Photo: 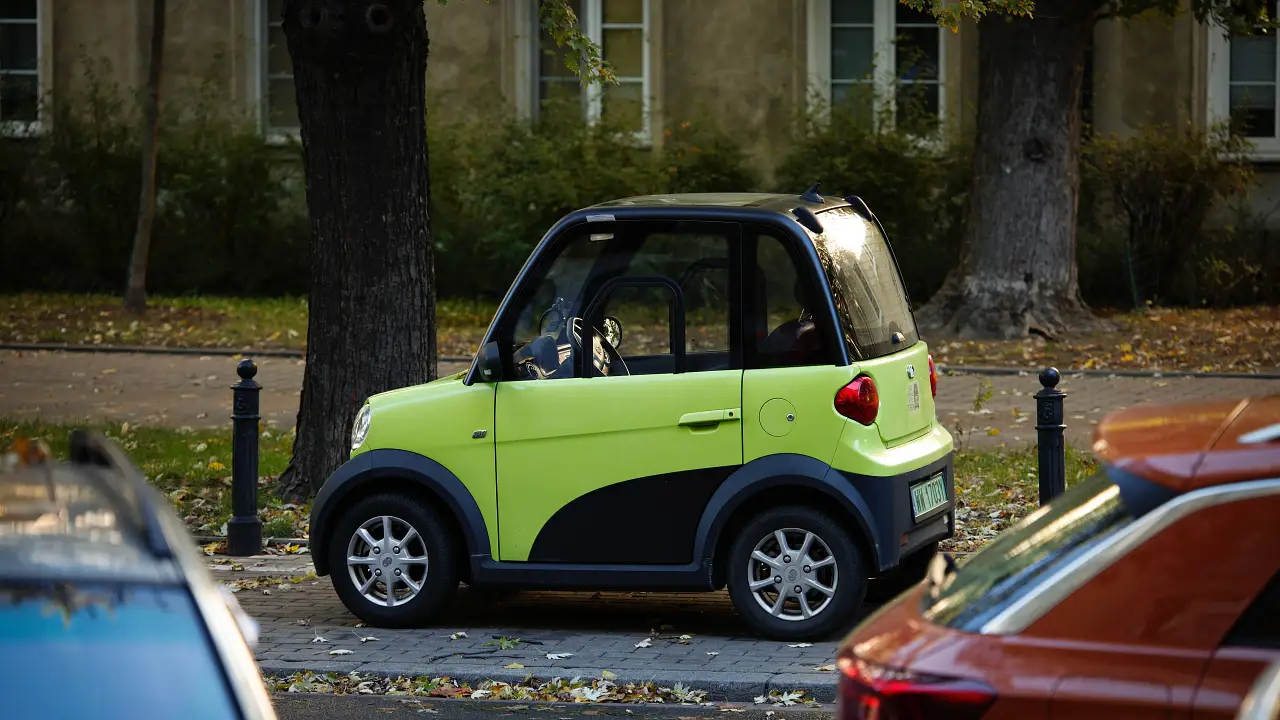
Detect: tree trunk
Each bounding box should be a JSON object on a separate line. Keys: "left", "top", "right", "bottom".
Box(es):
{"left": 917, "top": 0, "right": 1103, "bottom": 340}
{"left": 124, "top": 0, "right": 166, "bottom": 313}
{"left": 274, "top": 0, "right": 436, "bottom": 502}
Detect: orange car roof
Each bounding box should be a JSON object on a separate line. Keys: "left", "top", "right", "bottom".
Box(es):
{"left": 1092, "top": 394, "right": 1280, "bottom": 492}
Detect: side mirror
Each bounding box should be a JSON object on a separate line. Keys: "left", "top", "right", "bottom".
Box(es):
{"left": 602, "top": 316, "right": 623, "bottom": 350}
{"left": 476, "top": 341, "right": 503, "bottom": 383}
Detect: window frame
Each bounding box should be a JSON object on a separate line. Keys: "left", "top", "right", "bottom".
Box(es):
{"left": 1208, "top": 19, "right": 1280, "bottom": 160}
{"left": 805, "top": 0, "right": 947, "bottom": 132}
{"left": 0, "top": 0, "right": 44, "bottom": 137}
{"left": 524, "top": 0, "right": 653, "bottom": 143}
{"left": 493, "top": 218, "right": 743, "bottom": 381}
{"left": 252, "top": 0, "right": 300, "bottom": 143}
{"left": 743, "top": 223, "right": 844, "bottom": 370}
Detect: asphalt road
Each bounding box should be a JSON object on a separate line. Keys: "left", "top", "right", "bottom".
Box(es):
{"left": 270, "top": 695, "right": 834, "bottom": 720}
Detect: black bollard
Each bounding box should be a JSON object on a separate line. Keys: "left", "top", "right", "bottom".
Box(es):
{"left": 1035, "top": 367, "right": 1067, "bottom": 506}
{"left": 227, "top": 358, "right": 262, "bottom": 557}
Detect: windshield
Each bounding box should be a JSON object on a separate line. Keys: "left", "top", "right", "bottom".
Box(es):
{"left": 808, "top": 207, "right": 918, "bottom": 360}
{"left": 3, "top": 583, "right": 241, "bottom": 719}
{"left": 921, "top": 469, "right": 1136, "bottom": 632}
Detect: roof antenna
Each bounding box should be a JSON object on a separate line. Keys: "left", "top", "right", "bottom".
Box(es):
{"left": 801, "top": 182, "right": 823, "bottom": 204}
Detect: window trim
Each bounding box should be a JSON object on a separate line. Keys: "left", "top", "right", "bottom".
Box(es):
{"left": 743, "top": 223, "right": 844, "bottom": 370}
{"left": 521, "top": 0, "right": 653, "bottom": 144}
{"left": 1207, "top": 22, "right": 1280, "bottom": 160}
{"left": 0, "top": 0, "right": 46, "bottom": 137}
{"left": 805, "top": 0, "right": 947, "bottom": 131}
{"left": 252, "top": 0, "right": 300, "bottom": 141}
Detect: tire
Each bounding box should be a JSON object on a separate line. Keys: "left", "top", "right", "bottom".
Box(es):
{"left": 726, "top": 506, "right": 867, "bottom": 641}
{"left": 865, "top": 541, "right": 938, "bottom": 604}
{"left": 327, "top": 492, "right": 459, "bottom": 628}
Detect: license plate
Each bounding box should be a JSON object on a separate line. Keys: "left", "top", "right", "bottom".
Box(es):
{"left": 910, "top": 472, "right": 948, "bottom": 519}
{"left": 907, "top": 381, "right": 921, "bottom": 411}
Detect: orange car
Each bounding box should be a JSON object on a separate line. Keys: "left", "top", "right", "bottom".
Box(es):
{"left": 835, "top": 395, "right": 1280, "bottom": 719}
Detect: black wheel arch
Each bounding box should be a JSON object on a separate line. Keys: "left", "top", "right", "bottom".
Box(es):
{"left": 693, "top": 454, "right": 882, "bottom": 588}
{"left": 308, "top": 449, "right": 493, "bottom": 577}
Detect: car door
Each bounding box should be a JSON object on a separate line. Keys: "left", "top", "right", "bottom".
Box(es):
{"left": 1193, "top": 569, "right": 1280, "bottom": 719}
{"left": 493, "top": 219, "right": 743, "bottom": 564}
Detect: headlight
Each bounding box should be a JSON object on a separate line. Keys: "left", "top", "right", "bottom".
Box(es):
{"left": 351, "top": 404, "right": 372, "bottom": 450}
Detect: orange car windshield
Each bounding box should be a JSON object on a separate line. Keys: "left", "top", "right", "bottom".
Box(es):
{"left": 920, "top": 468, "right": 1135, "bottom": 631}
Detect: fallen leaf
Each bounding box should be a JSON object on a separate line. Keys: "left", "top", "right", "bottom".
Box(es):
{"left": 504, "top": 663, "right": 525, "bottom": 669}
{"left": 329, "top": 649, "right": 353, "bottom": 656}
{"left": 706, "top": 652, "right": 720, "bottom": 657}
{"left": 546, "top": 652, "right": 573, "bottom": 660}
{"left": 311, "top": 632, "right": 328, "bottom": 643}
{"left": 448, "top": 632, "right": 467, "bottom": 640}
{"left": 635, "top": 638, "right": 653, "bottom": 649}
{"left": 787, "top": 643, "right": 812, "bottom": 648}
{"left": 601, "top": 670, "right": 617, "bottom": 680}
{"left": 816, "top": 664, "right": 836, "bottom": 672}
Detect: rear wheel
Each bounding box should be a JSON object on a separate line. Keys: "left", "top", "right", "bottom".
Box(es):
{"left": 865, "top": 541, "right": 938, "bottom": 604}
{"left": 726, "top": 506, "right": 866, "bottom": 641}
{"left": 327, "top": 493, "right": 459, "bottom": 628}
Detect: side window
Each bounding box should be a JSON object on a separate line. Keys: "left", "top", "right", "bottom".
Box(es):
{"left": 505, "top": 229, "right": 604, "bottom": 380}
{"left": 597, "top": 228, "right": 734, "bottom": 375}
{"left": 1223, "top": 568, "right": 1280, "bottom": 650}
{"left": 749, "top": 229, "right": 831, "bottom": 369}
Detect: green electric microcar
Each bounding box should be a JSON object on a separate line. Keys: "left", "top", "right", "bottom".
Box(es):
{"left": 308, "top": 186, "right": 955, "bottom": 640}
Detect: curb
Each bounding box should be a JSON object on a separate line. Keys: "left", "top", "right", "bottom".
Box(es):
{"left": 257, "top": 663, "right": 837, "bottom": 704}
{"left": 5, "top": 342, "right": 1278, "bottom": 379}
{"left": 0, "top": 342, "right": 474, "bottom": 364}
{"left": 938, "top": 364, "right": 1280, "bottom": 381}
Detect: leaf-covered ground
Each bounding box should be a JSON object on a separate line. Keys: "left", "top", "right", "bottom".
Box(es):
{"left": 264, "top": 671, "right": 819, "bottom": 708}
{"left": 4, "top": 293, "right": 1277, "bottom": 371}
{"left": 4, "top": 418, "right": 1091, "bottom": 556}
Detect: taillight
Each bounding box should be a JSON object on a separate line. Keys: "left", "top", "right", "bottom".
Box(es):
{"left": 835, "top": 375, "right": 878, "bottom": 425}
{"left": 837, "top": 654, "right": 996, "bottom": 720}
{"left": 927, "top": 354, "right": 937, "bottom": 398}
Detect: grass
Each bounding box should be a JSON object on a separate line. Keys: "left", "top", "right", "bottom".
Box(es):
{"left": 1, "top": 418, "right": 308, "bottom": 539}
{"left": 5, "top": 418, "right": 1097, "bottom": 555}
{"left": 4, "top": 292, "right": 1278, "bottom": 371}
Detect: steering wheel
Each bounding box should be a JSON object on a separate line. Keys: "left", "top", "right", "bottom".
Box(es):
{"left": 566, "top": 316, "right": 630, "bottom": 377}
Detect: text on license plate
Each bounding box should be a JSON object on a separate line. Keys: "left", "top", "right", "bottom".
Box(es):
{"left": 910, "top": 472, "right": 947, "bottom": 519}
{"left": 907, "top": 381, "right": 920, "bottom": 411}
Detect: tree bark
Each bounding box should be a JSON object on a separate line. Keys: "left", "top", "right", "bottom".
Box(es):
{"left": 917, "top": 0, "right": 1103, "bottom": 340}
{"left": 274, "top": 0, "right": 436, "bottom": 502}
{"left": 124, "top": 0, "right": 166, "bottom": 313}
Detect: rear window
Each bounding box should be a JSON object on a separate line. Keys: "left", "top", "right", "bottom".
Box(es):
{"left": 920, "top": 469, "right": 1136, "bottom": 632}
{"left": 808, "top": 207, "right": 918, "bottom": 360}
{"left": 3, "top": 583, "right": 241, "bottom": 719}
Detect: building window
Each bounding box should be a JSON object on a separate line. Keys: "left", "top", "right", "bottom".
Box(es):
{"left": 0, "top": 0, "right": 40, "bottom": 129}
{"left": 533, "top": 0, "right": 650, "bottom": 137}
{"left": 1209, "top": 1, "right": 1280, "bottom": 157}
{"left": 259, "top": 0, "right": 298, "bottom": 134}
{"left": 809, "top": 0, "right": 945, "bottom": 127}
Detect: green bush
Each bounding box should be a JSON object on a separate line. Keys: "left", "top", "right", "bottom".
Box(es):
{"left": 773, "top": 87, "right": 970, "bottom": 303}
{"left": 428, "top": 98, "right": 760, "bottom": 299}
{"left": 1080, "top": 122, "right": 1261, "bottom": 307}
{"left": 0, "top": 58, "right": 309, "bottom": 296}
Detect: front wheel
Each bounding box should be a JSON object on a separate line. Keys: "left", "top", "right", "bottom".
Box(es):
{"left": 726, "top": 506, "right": 867, "bottom": 641}
{"left": 327, "top": 493, "right": 459, "bottom": 628}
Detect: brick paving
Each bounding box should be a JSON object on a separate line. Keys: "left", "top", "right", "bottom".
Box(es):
{"left": 3, "top": 349, "right": 1278, "bottom": 449}
{"left": 217, "top": 556, "right": 844, "bottom": 701}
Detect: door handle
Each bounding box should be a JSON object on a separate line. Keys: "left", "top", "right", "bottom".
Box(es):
{"left": 678, "top": 409, "right": 742, "bottom": 427}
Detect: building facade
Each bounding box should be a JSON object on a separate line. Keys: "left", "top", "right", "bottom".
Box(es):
{"left": 3, "top": 0, "right": 1279, "bottom": 213}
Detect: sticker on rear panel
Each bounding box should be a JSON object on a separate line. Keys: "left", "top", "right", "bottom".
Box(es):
{"left": 907, "top": 381, "right": 920, "bottom": 411}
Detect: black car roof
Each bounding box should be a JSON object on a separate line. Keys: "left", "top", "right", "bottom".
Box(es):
{"left": 589, "top": 191, "right": 852, "bottom": 216}
{"left": 0, "top": 440, "right": 184, "bottom": 585}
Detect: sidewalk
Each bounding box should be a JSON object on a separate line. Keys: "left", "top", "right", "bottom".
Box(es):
{"left": 215, "top": 555, "right": 843, "bottom": 702}
{"left": 5, "top": 349, "right": 1278, "bottom": 449}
